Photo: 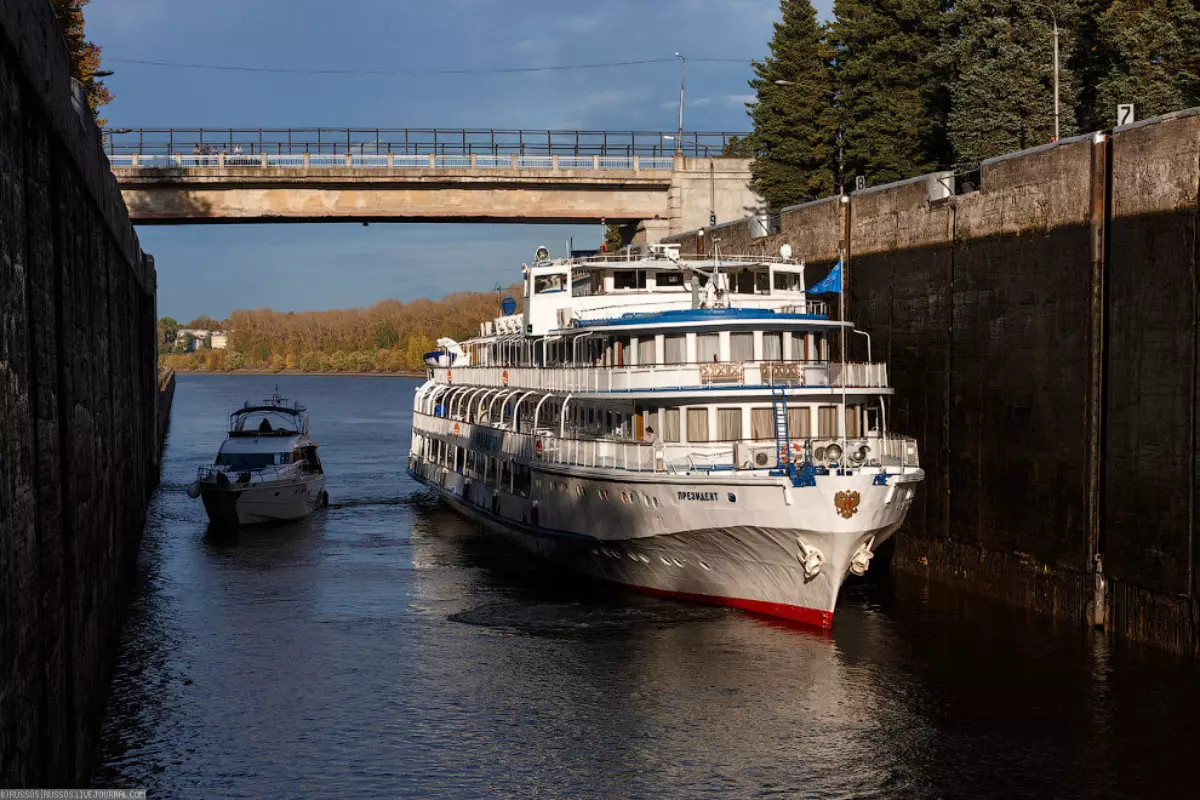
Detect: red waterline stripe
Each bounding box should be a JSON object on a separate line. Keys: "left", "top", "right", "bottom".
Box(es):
{"left": 631, "top": 584, "right": 834, "bottom": 630}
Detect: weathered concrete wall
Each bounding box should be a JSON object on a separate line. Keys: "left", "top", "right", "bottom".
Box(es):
{"left": 666, "top": 109, "right": 1200, "bottom": 655}
{"left": 0, "top": 1, "right": 158, "bottom": 788}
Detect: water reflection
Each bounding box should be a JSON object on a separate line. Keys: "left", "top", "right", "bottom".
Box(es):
{"left": 94, "top": 375, "right": 1200, "bottom": 799}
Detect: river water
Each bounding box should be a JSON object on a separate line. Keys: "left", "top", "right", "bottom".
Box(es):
{"left": 95, "top": 375, "right": 1199, "bottom": 799}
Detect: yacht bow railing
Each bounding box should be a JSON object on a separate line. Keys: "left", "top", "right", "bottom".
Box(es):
{"left": 197, "top": 464, "right": 297, "bottom": 485}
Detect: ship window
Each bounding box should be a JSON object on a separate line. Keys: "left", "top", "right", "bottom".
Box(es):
{"left": 657, "top": 270, "right": 684, "bottom": 288}
{"left": 697, "top": 334, "right": 719, "bottom": 363}
{"left": 717, "top": 408, "right": 743, "bottom": 441}
{"left": 501, "top": 459, "right": 513, "bottom": 491}
{"left": 763, "top": 333, "right": 783, "bottom": 361}
{"left": 755, "top": 271, "right": 770, "bottom": 294}
{"left": 535, "top": 273, "right": 566, "bottom": 294}
{"left": 665, "top": 335, "right": 686, "bottom": 364}
{"left": 846, "top": 406, "right": 862, "bottom": 438}
{"left": 730, "top": 333, "right": 754, "bottom": 362}
{"left": 638, "top": 338, "right": 656, "bottom": 365}
{"left": 818, "top": 406, "right": 839, "bottom": 438}
{"left": 455, "top": 447, "right": 465, "bottom": 474}
{"left": 789, "top": 408, "right": 811, "bottom": 438}
{"left": 613, "top": 270, "right": 647, "bottom": 290}
{"left": 751, "top": 408, "right": 774, "bottom": 440}
{"left": 663, "top": 409, "right": 681, "bottom": 442}
{"left": 774, "top": 271, "right": 802, "bottom": 292}
{"left": 791, "top": 332, "right": 810, "bottom": 361}
{"left": 686, "top": 408, "right": 709, "bottom": 442}
{"left": 514, "top": 464, "right": 531, "bottom": 498}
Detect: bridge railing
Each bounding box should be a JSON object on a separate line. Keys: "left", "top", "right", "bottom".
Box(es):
{"left": 102, "top": 127, "right": 750, "bottom": 159}
{"left": 106, "top": 152, "right": 680, "bottom": 172}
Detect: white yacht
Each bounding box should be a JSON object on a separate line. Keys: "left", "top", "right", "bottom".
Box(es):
{"left": 408, "top": 244, "right": 923, "bottom": 628}
{"left": 189, "top": 391, "right": 328, "bottom": 526}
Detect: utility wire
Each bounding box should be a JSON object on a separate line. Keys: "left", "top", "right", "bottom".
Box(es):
{"left": 106, "top": 56, "right": 754, "bottom": 76}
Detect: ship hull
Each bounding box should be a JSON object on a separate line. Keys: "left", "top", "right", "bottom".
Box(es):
{"left": 410, "top": 461, "right": 919, "bottom": 628}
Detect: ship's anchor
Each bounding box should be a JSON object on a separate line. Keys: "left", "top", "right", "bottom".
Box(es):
{"left": 796, "top": 538, "right": 824, "bottom": 580}
{"left": 849, "top": 536, "right": 876, "bottom": 576}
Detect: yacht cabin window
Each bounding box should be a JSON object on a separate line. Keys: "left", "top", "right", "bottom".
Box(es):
{"left": 613, "top": 270, "right": 647, "bottom": 290}
{"left": 818, "top": 406, "right": 839, "bottom": 438}
{"left": 687, "top": 408, "right": 709, "bottom": 442}
{"left": 774, "top": 271, "right": 803, "bottom": 292}
{"left": 656, "top": 270, "right": 685, "bottom": 288}
{"left": 789, "top": 408, "right": 811, "bottom": 438}
{"left": 697, "top": 334, "right": 720, "bottom": 363}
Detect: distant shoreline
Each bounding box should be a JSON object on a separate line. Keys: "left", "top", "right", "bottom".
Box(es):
{"left": 172, "top": 369, "right": 425, "bottom": 378}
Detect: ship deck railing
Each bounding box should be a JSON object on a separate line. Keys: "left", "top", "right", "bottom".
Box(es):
{"left": 434, "top": 360, "right": 888, "bottom": 393}
{"left": 413, "top": 412, "right": 921, "bottom": 474}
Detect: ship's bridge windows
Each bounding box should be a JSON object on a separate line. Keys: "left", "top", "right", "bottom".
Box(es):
{"left": 613, "top": 270, "right": 648, "bottom": 291}
{"left": 534, "top": 273, "right": 567, "bottom": 294}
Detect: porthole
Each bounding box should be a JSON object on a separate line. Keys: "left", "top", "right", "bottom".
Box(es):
{"left": 660, "top": 557, "right": 672, "bottom": 566}
{"left": 672, "top": 558, "right": 685, "bottom": 567}
{"left": 699, "top": 560, "right": 712, "bottom": 571}
{"left": 728, "top": 493, "right": 737, "bottom": 503}
{"left": 638, "top": 554, "right": 650, "bottom": 564}
{"left": 628, "top": 552, "right": 639, "bottom": 562}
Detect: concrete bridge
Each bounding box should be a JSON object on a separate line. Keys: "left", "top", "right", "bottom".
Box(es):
{"left": 105, "top": 128, "right": 761, "bottom": 239}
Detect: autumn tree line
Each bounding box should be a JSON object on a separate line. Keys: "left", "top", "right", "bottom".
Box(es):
{"left": 159, "top": 289, "right": 522, "bottom": 374}
{"left": 745, "top": 0, "right": 1200, "bottom": 210}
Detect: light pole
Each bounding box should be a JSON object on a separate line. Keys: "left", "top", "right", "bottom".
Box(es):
{"left": 1027, "top": 2, "right": 1060, "bottom": 142}
{"left": 674, "top": 52, "right": 686, "bottom": 156}
{"left": 851, "top": 328, "right": 871, "bottom": 364}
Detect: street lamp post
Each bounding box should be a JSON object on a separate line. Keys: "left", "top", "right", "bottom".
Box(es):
{"left": 674, "top": 53, "right": 686, "bottom": 156}
{"left": 1027, "top": 2, "right": 1060, "bottom": 142}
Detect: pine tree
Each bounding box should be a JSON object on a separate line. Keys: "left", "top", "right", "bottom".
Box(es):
{"left": 50, "top": 0, "right": 112, "bottom": 123}
{"left": 748, "top": 0, "right": 839, "bottom": 210}
{"left": 831, "top": 0, "right": 952, "bottom": 186}
{"left": 940, "top": 0, "right": 1079, "bottom": 167}
{"left": 1087, "top": 0, "right": 1200, "bottom": 128}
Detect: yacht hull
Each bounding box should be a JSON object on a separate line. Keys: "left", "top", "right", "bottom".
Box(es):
{"left": 200, "top": 476, "right": 326, "bottom": 527}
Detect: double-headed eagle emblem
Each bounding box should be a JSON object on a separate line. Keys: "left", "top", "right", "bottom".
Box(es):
{"left": 834, "top": 490, "right": 861, "bottom": 519}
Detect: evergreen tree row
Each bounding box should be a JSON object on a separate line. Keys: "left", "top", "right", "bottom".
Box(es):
{"left": 748, "top": 0, "right": 1200, "bottom": 210}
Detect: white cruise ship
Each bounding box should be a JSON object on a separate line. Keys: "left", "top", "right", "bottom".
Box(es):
{"left": 407, "top": 243, "right": 923, "bottom": 628}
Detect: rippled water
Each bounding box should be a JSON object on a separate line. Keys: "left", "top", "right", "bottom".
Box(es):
{"left": 95, "top": 375, "right": 1200, "bottom": 799}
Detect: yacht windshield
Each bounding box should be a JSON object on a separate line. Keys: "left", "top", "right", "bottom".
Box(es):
{"left": 215, "top": 452, "right": 290, "bottom": 470}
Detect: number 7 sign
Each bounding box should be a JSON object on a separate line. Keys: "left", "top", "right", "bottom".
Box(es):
{"left": 1117, "top": 104, "right": 1136, "bottom": 127}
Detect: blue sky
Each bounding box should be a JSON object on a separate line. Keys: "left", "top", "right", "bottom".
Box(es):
{"left": 89, "top": 0, "right": 832, "bottom": 322}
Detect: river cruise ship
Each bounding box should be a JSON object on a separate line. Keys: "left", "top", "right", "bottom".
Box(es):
{"left": 407, "top": 243, "right": 923, "bottom": 627}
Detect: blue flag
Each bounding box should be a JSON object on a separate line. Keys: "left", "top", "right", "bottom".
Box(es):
{"left": 807, "top": 259, "right": 842, "bottom": 295}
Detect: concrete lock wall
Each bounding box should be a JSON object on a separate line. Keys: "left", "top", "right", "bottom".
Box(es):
{"left": 667, "top": 109, "right": 1200, "bottom": 656}
{"left": 0, "top": 2, "right": 159, "bottom": 788}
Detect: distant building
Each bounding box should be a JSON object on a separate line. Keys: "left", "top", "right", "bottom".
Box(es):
{"left": 175, "top": 329, "right": 230, "bottom": 352}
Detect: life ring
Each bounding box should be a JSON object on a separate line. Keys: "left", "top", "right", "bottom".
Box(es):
{"left": 447, "top": 369, "right": 453, "bottom": 384}
{"left": 535, "top": 440, "right": 544, "bottom": 459}
{"left": 452, "top": 423, "right": 461, "bottom": 437}
{"left": 502, "top": 370, "right": 509, "bottom": 386}
{"left": 779, "top": 451, "right": 789, "bottom": 464}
